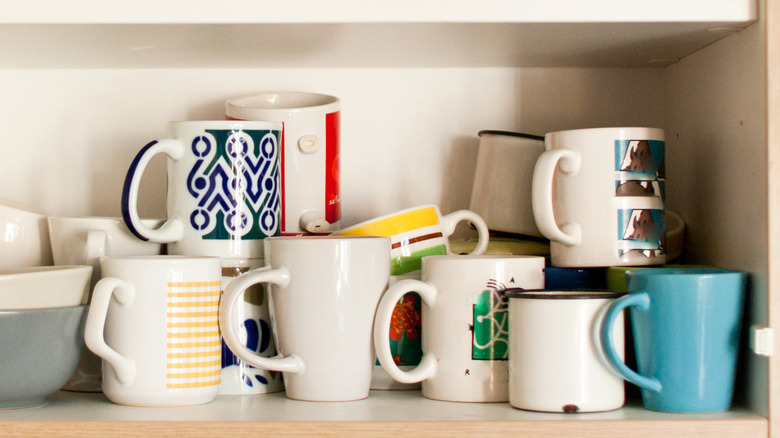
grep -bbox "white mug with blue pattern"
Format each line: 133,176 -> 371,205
122,120 -> 282,259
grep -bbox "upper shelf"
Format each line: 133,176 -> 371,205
0,0 -> 758,68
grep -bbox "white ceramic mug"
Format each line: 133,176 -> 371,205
374,255 -> 545,402
226,92 -> 341,234
84,256 -> 222,406
48,216 -> 165,393
220,236 -> 390,402
532,127 -> 666,267
218,258 -> 284,395
333,204 -> 489,276
0,199 -> 52,269
469,131 -> 545,237
506,289 -> 625,413
122,120 -> 282,259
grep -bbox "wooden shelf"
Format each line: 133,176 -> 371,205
0,390 -> 767,437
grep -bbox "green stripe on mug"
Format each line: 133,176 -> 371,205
391,245 -> 448,275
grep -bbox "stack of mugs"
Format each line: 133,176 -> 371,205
468,126 -> 745,414
0,94 -> 748,414
79,92 -> 348,405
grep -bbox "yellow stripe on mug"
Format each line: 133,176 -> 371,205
166,280 -> 222,389
338,206 -> 440,237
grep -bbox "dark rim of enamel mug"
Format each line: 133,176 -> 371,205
477,130 -> 544,141
504,288 -> 626,300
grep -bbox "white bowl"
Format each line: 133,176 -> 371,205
0,265 -> 92,310
0,199 -> 53,269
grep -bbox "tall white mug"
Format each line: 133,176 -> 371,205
226,92 -> 341,234
84,256 -> 223,406
374,255 -> 545,402
220,236 -> 390,402
122,120 -> 283,259
532,127 -> 666,267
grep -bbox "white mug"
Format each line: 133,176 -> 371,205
374,255 -> 545,402
122,120 -> 283,259
226,92 -> 341,234
532,127 -> 666,267
48,216 -> 165,393
469,130 -> 545,237
0,199 -> 52,269
220,236 -> 390,401
84,256 -> 222,406
218,258 -> 284,395
506,289 -> 625,413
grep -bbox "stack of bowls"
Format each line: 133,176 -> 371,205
0,265 -> 92,409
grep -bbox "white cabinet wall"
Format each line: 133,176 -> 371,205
0,1 -> 773,436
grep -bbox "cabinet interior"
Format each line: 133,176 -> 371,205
0,0 -> 769,433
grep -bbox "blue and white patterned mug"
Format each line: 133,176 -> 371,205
122,121 -> 282,259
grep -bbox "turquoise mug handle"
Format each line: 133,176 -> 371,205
600,292 -> 662,393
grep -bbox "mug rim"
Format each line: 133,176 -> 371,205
625,267 -> 745,277
505,288 -> 625,300
477,130 -> 544,141
226,91 -> 340,110
331,204 -> 441,234
167,120 -> 283,129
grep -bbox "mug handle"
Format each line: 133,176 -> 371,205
531,148 -> 582,246
599,292 -> 662,393
374,279 -> 438,384
121,139 -> 185,243
440,210 -> 489,255
84,277 -> 136,385
219,266 -> 304,373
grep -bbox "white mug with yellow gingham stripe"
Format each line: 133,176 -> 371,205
85,255 -> 222,406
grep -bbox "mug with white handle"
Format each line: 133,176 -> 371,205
122,120 -> 282,259
219,236 -> 390,402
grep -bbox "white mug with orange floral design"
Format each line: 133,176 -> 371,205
374,255 -> 544,402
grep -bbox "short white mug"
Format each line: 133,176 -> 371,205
374,255 -> 545,402
85,256 -> 223,406
122,120 -> 283,259
226,92 -> 342,234
48,216 -> 165,392
220,236 -> 390,402
506,289 -> 626,413
532,127 -> 666,267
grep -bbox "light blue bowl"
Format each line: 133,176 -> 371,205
0,305 -> 87,409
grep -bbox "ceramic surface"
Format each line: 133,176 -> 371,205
85,256 -> 222,407
333,204 -> 489,276
601,268 -> 747,413
469,130 -> 545,237
220,236 -> 390,402
226,92 -> 342,234
506,289 -> 625,413
48,216 -> 165,393
218,258 -> 284,395
374,255 -> 545,403
0,200 -> 53,269
122,120 -> 282,259
532,127 -> 666,267
0,265 -> 92,310
0,305 -> 86,409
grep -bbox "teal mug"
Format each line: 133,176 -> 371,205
600,268 -> 747,413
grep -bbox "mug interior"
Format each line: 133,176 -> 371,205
228,92 -> 339,110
